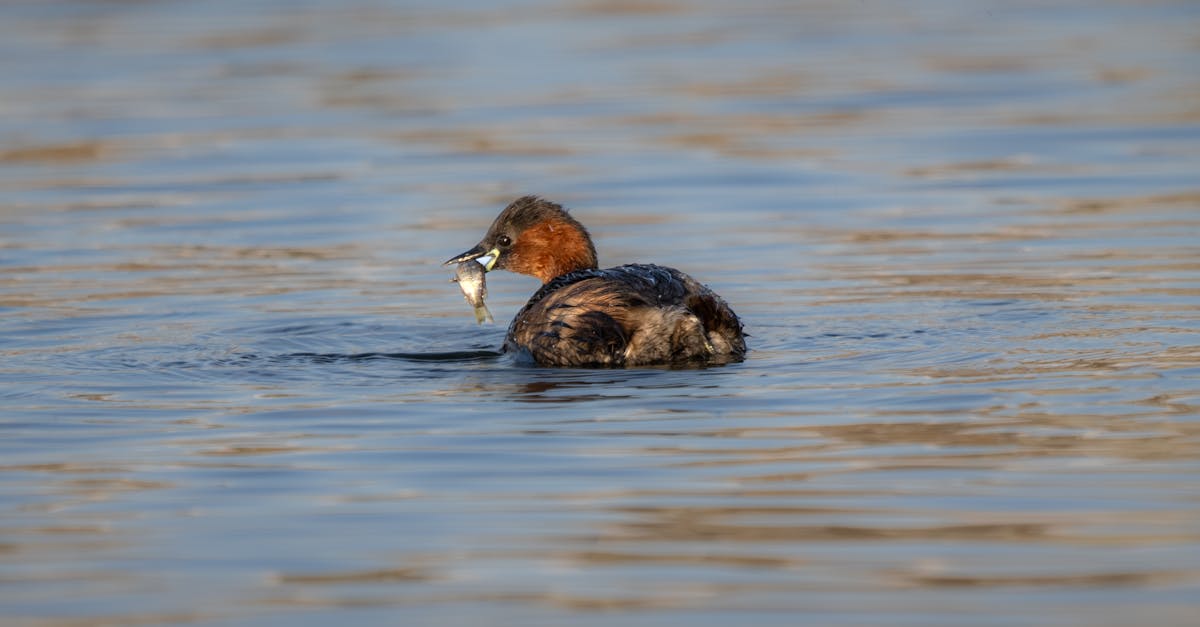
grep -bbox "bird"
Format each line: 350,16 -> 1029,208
445,196 -> 745,367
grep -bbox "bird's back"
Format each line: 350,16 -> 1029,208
504,264 -> 745,367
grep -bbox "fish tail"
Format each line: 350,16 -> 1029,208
474,303 -> 494,325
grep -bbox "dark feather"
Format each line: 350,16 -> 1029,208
504,264 -> 745,367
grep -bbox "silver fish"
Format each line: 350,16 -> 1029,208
452,260 -> 494,325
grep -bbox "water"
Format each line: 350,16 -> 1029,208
2,1 -> 1198,625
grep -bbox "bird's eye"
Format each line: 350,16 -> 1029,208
497,235 -> 512,248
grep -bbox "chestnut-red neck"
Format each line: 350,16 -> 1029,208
509,217 -> 598,283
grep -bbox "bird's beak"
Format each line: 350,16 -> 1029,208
444,244 -> 500,271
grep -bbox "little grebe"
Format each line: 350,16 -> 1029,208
445,196 -> 746,367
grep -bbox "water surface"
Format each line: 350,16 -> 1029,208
2,1 -> 1198,625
